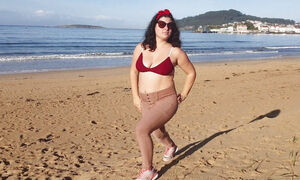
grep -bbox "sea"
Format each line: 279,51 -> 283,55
1,25 -> 300,74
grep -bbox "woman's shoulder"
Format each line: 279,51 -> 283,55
133,43 -> 145,53
135,43 -> 150,51
135,42 -> 143,49
172,47 -> 186,56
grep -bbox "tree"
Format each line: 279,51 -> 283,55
244,21 -> 258,30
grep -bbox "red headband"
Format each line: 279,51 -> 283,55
156,9 -> 171,20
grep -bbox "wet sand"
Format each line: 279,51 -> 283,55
0,58 -> 300,179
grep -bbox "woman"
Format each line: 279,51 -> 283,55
130,9 -> 196,180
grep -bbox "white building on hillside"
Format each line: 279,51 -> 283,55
295,25 -> 300,33
278,25 -> 295,33
236,24 -> 248,33
269,25 -> 280,33
259,25 -> 269,32
227,26 -> 234,32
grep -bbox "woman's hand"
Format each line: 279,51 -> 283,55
177,93 -> 187,104
133,96 -> 142,112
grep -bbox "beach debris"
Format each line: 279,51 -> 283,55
20,143 -> 27,147
206,159 -> 215,166
41,148 -> 48,154
87,91 -> 100,96
25,98 -> 35,102
53,151 -> 64,159
204,80 -> 211,82
225,77 -> 230,80
38,134 -> 53,143
19,141 -> 36,148
28,126 -> 34,131
42,163 -> 48,168
63,177 -> 72,180
22,167 -> 29,173
77,155 -> 85,163
91,120 -> 97,124
2,158 -> 10,165
123,87 -> 131,92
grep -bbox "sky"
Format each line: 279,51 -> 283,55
0,0 -> 299,29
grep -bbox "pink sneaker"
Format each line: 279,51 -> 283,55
163,145 -> 178,162
136,168 -> 158,180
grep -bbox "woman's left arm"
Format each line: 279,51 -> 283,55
175,48 -> 196,103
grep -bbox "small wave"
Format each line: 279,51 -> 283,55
265,46 -> 300,49
0,52 -> 132,62
187,50 -> 278,56
0,50 -> 280,62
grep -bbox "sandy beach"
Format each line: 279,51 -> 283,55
1,58 -> 300,179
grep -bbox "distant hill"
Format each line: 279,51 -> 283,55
177,9 -> 295,30
56,24 -> 104,29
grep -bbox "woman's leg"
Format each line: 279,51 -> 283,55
136,94 -> 178,169
136,112 -> 174,169
135,120 -> 154,170
152,126 -> 175,148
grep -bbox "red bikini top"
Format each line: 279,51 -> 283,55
136,47 -> 174,75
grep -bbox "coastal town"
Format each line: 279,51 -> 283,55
197,20 -> 300,34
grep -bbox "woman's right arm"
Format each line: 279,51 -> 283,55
130,43 -> 142,112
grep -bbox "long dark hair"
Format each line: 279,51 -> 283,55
142,12 -> 181,51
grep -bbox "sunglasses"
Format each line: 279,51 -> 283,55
157,21 -> 174,29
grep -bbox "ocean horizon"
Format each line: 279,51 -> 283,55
1,25 -> 300,74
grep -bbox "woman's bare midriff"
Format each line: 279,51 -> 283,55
138,72 -> 175,93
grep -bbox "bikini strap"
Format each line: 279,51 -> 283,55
168,47 -> 174,57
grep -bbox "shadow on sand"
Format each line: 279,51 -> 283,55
158,109 -> 281,178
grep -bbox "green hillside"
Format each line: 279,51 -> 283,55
176,9 -> 295,30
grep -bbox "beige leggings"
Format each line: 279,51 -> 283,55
139,85 -> 178,122
136,86 -> 178,169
